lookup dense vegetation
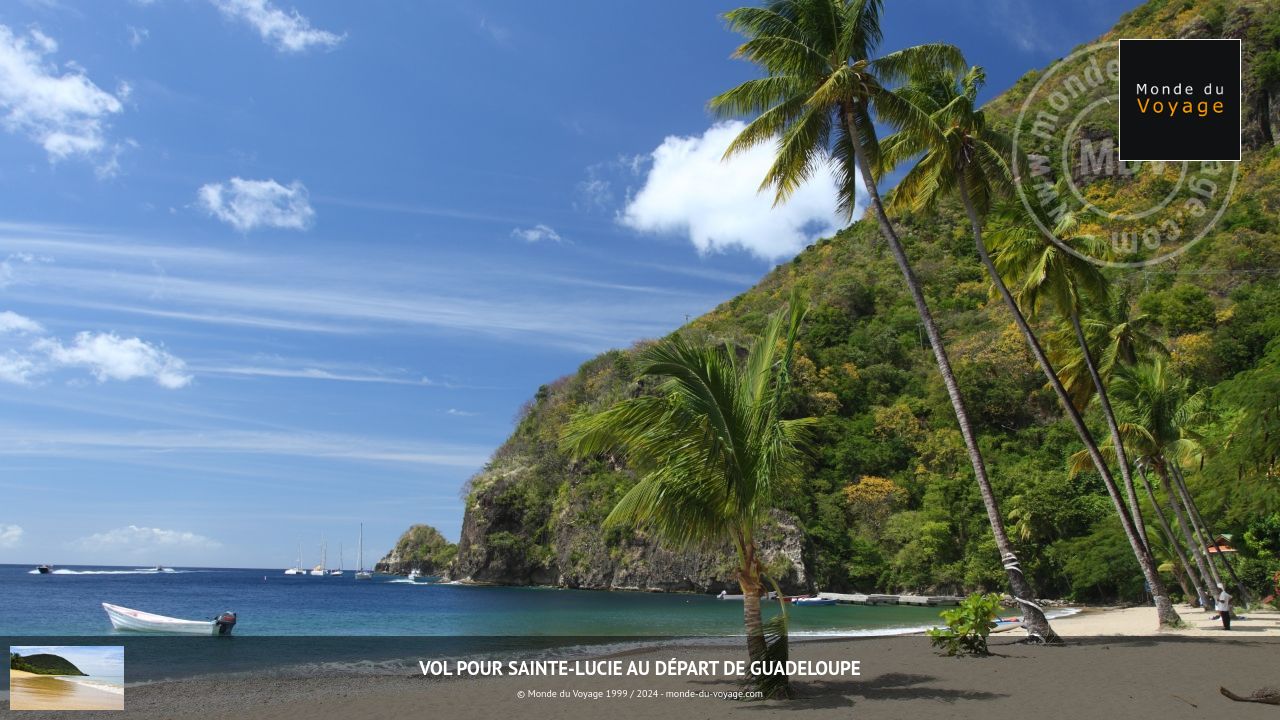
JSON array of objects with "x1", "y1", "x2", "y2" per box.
[
  {"x1": 453, "y1": 0, "x2": 1280, "y2": 606},
  {"x1": 375, "y1": 524, "x2": 457, "y2": 575},
  {"x1": 10, "y1": 653, "x2": 85, "y2": 676}
]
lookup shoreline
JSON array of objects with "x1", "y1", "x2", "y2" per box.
[
  {"x1": 11, "y1": 603, "x2": 1269, "y2": 720},
  {"x1": 9, "y1": 670, "x2": 125, "y2": 711}
]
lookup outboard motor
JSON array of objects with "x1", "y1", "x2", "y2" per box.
[{"x1": 215, "y1": 611, "x2": 237, "y2": 636}]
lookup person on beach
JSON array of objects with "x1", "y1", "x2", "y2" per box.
[{"x1": 1215, "y1": 583, "x2": 1232, "y2": 630}]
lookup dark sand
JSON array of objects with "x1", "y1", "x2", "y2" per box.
[{"x1": 6, "y1": 635, "x2": 1276, "y2": 720}]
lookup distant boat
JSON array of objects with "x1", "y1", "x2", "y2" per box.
[
  {"x1": 284, "y1": 543, "x2": 306, "y2": 575},
  {"x1": 355, "y1": 523, "x2": 372, "y2": 580},
  {"x1": 35, "y1": 565, "x2": 51, "y2": 574},
  {"x1": 329, "y1": 544, "x2": 344, "y2": 576},
  {"x1": 309, "y1": 539, "x2": 328, "y2": 576},
  {"x1": 102, "y1": 603, "x2": 237, "y2": 636},
  {"x1": 791, "y1": 597, "x2": 836, "y2": 607},
  {"x1": 148, "y1": 565, "x2": 169, "y2": 572}
]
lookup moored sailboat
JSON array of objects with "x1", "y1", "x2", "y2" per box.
[{"x1": 355, "y1": 523, "x2": 372, "y2": 580}]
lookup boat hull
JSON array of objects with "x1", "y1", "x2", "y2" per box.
[{"x1": 102, "y1": 603, "x2": 220, "y2": 635}]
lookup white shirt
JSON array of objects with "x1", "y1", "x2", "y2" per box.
[{"x1": 1216, "y1": 590, "x2": 1232, "y2": 612}]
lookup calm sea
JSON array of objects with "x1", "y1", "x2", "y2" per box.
[{"x1": 1, "y1": 564, "x2": 946, "y2": 637}]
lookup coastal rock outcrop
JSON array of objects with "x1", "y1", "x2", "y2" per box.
[
  {"x1": 374, "y1": 524, "x2": 457, "y2": 576},
  {"x1": 444, "y1": 356, "x2": 810, "y2": 595}
]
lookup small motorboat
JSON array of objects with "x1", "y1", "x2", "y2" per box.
[
  {"x1": 102, "y1": 603, "x2": 237, "y2": 635},
  {"x1": 791, "y1": 597, "x2": 837, "y2": 607},
  {"x1": 35, "y1": 565, "x2": 52, "y2": 574}
]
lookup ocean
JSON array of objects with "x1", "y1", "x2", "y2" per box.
[
  {"x1": 5, "y1": 563, "x2": 1062, "y2": 682},
  {"x1": 1, "y1": 564, "x2": 949, "y2": 637}
]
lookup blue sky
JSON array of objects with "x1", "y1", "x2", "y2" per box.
[{"x1": 0, "y1": 0, "x2": 1138, "y2": 568}]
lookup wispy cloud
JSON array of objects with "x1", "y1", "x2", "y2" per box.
[
  {"x1": 0, "y1": 426, "x2": 490, "y2": 468},
  {"x1": 197, "y1": 177, "x2": 315, "y2": 231},
  {"x1": 0, "y1": 523, "x2": 22, "y2": 548},
  {"x1": 72, "y1": 524, "x2": 221, "y2": 553},
  {"x1": 127, "y1": 25, "x2": 148, "y2": 49},
  {"x1": 209, "y1": 0, "x2": 344, "y2": 53},
  {"x1": 0, "y1": 24, "x2": 126, "y2": 171},
  {"x1": 0, "y1": 224, "x2": 723, "y2": 354},
  {"x1": 511, "y1": 223, "x2": 563, "y2": 243}
]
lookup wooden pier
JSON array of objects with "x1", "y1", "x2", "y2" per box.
[{"x1": 817, "y1": 592, "x2": 962, "y2": 607}]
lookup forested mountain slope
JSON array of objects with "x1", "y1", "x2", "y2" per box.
[{"x1": 445, "y1": 0, "x2": 1280, "y2": 601}]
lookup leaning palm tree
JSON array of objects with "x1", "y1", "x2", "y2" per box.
[
  {"x1": 987, "y1": 205, "x2": 1152, "y2": 551},
  {"x1": 561, "y1": 299, "x2": 815, "y2": 699},
  {"x1": 1101, "y1": 360, "x2": 1247, "y2": 602},
  {"x1": 878, "y1": 64, "x2": 1181, "y2": 627},
  {"x1": 709, "y1": 0, "x2": 1060, "y2": 642}
]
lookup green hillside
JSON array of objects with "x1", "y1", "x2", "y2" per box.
[
  {"x1": 448, "y1": 0, "x2": 1280, "y2": 603},
  {"x1": 11, "y1": 653, "x2": 87, "y2": 676}
]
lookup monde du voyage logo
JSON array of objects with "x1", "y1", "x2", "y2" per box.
[
  {"x1": 1119, "y1": 38, "x2": 1242, "y2": 162},
  {"x1": 1013, "y1": 38, "x2": 1242, "y2": 268}
]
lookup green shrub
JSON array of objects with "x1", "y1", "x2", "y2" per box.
[{"x1": 928, "y1": 592, "x2": 1002, "y2": 656}]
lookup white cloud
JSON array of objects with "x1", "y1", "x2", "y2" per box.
[
  {"x1": 35, "y1": 331, "x2": 192, "y2": 388},
  {"x1": 210, "y1": 0, "x2": 344, "y2": 53},
  {"x1": 74, "y1": 525, "x2": 221, "y2": 553},
  {"x1": 0, "y1": 310, "x2": 43, "y2": 334},
  {"x1": 446, "y1": 408, "x2": 478, "y2": 417},
  {"x1": 197, "y1": 177, "x2": 315, "y2": 231},
  {"x1": 620, "y1": 120, "x2": 853, "y2": 260},
  {"x1": 511, "y1": 223, "x2": 563, "y2": 243},
  {"x1": 0, "y1": 24, "x2": 125, "y2": 167},
  {"x1": 0, "y1": 353, "x2": 38, "y2": 384},
  {"x1": 0, "y1": 524, "x2": 22, "y2": 548}
]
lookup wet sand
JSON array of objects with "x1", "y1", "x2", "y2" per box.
[{"x1": 9, "y1": 669, "x2": 124, "y2": 711}]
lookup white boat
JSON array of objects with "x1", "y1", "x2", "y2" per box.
[
  {"x1": 102, "y1": 603, "x2": 237, "y2": 635},
  {"x1": 309, "y1": 539, "x2": 327, "y2": 576},
  {"x1": 355, "y1": 523, "x2": 372, "y2": 580},
  {"x1": 284, "y1": 543, "x2": 306, "y2": 575},
  {"x1": 407, "y1": 569, "x2": 420, "y2": 581}
]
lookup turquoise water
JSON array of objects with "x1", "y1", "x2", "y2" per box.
[{"x1": 1, "y1": 564, "x2": 947, "y2": 637}]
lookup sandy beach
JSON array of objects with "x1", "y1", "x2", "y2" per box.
[
  {"x1": 8, "y1": 669, "x2": 125, "y2": 711},
  {"x1": 5, "y1": 603, "x2": 1275, "y2": 720}
]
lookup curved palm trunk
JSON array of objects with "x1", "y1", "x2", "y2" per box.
[
  {"x1": 958, "y1": 176, "x2": 1180, "y2": 628},
  {"x1": 1168, "y1": 464, "x2": 1247, "y2": 601},
  {"x1": 1168, "y1": 464, "x2": 1222, "y2": 589},
  {"x1": 737, "y1": 536, "x2": 790, "y2": 698},
  {"x1": 1138, "y1": 465, "x2": 1209, "y2": 607},
  {"x1": 843, "y1": 108, "x2": 1059, "y2": 643},
  {"x1": 1154, "y1": 460, "x2": 1216, "y2": 606},
  {"x1": 1068, "y1": 308, "x2": 1149, "y2": 551}
]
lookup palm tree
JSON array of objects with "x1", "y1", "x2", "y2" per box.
[
  {"x1": 987, "y1": 205, "x2": 1152, "y2": 552},
  {"x1": 1135, "y1": 459, "x2": 1210, "y2": 607},
  {"x1": 878, "y1": 64, "x2": 1181, "y2": 626},
  {"x1": 561, "y1": 299, "x2": 815, "y2": 698},
  {"x1": 709, "y1": 0, "x2": 1060, "y2": 642},
  {"x1": 1084, "y1": 360, "x2": 1218, "y2": 606},
  {"x1": 1103, "y1": 361, "x2": 1250, "y2": 602}
]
